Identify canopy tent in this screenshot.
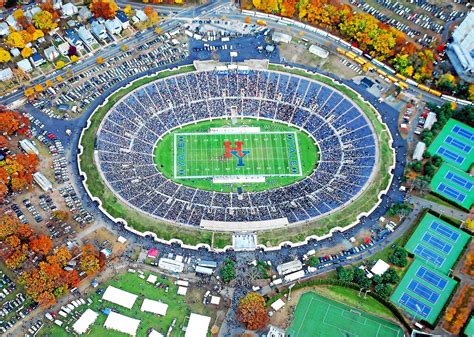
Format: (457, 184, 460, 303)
(140, 299, 168, 316)
(149, 329, 164, 337)
(102, 286, 137, 309)
(72, 309, 98, 334)
(103, 311, 140, 336)
(271, 298, 285, 311)
(184, 313, 211, 337)
(370, 259, 390, 276)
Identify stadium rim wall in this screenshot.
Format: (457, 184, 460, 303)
(78, 63, 395, 252)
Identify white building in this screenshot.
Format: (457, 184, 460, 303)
(19, 139, 39, 155)
(424, 112, 437, 130)
(412, 141, 426, 161)
(61, 3, 78, 17)
(44, 46, 59, 61)
(133, 10, 148, 23)
(91, 21, 107, 41)
(105, 17, 122, 35)
(272, 31, 292, 44)
(78, 7, 92, 21)
(17, 59, 33, 73)
(309, 44, 329, 58)
(448, 11, 474, 82)
(158, 258, 184, 273)
(33, 172, 53, 192)
(276, 260, 302, 275)
(184, 313, 211, 337)
(77, 26, 97, 47)
(57, 42, 70, 56)
(0, 68, 13, 81)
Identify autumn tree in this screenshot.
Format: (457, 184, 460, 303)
(21, 47, 33, 58)
(0, 48, 12, 63)
(6, 31, 26, 48)
(33, 10, 57, 31)
(0, 214, 20, 239)
(236, 292, 269, 330)
(30, 234, 53, 255)
(80, 244, 100, 275)
(90, 0, 118, 20)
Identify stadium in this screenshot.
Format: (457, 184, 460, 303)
(79, 62, 394, 248)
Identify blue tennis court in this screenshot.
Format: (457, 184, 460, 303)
(407, 280, 440, 304)
(399, 293, 431, 317)
(437, 183, 466, 202)
(452, 125, 474, 141)
(445, 171, 473, 190)
(445, 136, 471, 153)
(422, 233, 452, 254)
(430, 221, 460, 242)
(414, 245, 444, 267)
(436, 147, 464, 164)
(416, 266, 448, 290)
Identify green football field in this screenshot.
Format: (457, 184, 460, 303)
(154, 118, 318, 192)
(287, 293, 404, 337)
(174, 131, 302, 179)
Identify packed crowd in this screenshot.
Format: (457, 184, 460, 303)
(95, 70, 377, 226)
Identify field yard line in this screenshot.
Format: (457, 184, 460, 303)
(376, 324, 381, 337)
(294, 131, 303, 176)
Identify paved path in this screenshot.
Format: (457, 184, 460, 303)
(409, 195, 468, 222)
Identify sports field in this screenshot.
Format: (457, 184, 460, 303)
(174, 131, 301, 178)
(287, 293, 404, 337)
(154, 118, 318, 192)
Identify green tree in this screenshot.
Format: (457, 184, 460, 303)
(431, 155, 443, 167)
(389, 247, 408, 267)
(220, 258, 236, 283)
(374, 283, 392, 298)
(382, 268, 400, 284)
(336, 266, 354, 282)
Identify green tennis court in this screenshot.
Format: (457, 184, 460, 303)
(287, 292, 404, 337)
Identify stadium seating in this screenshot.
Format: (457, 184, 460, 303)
(96, 70, 377, 226)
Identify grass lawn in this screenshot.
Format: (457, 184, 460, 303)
(38, 271, 217, 337)
(287, 291, 403, 337)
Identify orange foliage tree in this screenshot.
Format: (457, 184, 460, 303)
(236, 292, 269, 330)
(90, 0, 118, 20)
(29, 234, 53, 255)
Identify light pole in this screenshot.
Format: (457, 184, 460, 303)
(288, 283, 295, 301)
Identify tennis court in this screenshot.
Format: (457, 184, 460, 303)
(430, 163, 474, 210)
(405, 213, 470, 273)
(287, 292, 404, 337)
(390, 259, 457, 325)
(428, 119, 473, 171)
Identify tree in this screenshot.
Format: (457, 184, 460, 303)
(30, 234, 53, 255)
(389, 247, 408, 267)
(34, 84, 43, 93)
(336, 266, 354, 282)
(121, 44, 128, 51)
(382, 268, 399, 284)
(24, 87, 35, 98)
(123, 4, 132, 15)
(244, 16, 251, 24)
(236, 292, 269, 330)
(220, 258, 236, 283)
(96, 56, 104, 64)
(70, 55, 79, 63)
(374, 283, 392, 298)
(0, 48, 12, 63)
(436, 73, 456, 92)
(6, 31, 26, 48)
(33, 10, 57, 31)
(56, 75, 63, 82)
(21, 47, 33, 58)
(80, 244, 100, 275)
(51, 210, 69, 222)
(55, 60, 65, 69)
(469, 84, 474, 102)
(45, 79, 53, 87)
(90, 0, 118, 20)
(0, 213, 21, 240)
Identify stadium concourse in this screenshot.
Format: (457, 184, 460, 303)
(94, 68, 379, 228)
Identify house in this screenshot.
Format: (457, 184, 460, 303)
(6, 15, 20, 30)
(65, 29, 83, 48)
(29, 53, 45, 67)
(116, 11, 130, 30)
(0, 68, 13, 81)
(17, 59, 33, 73)
(10, 48, 20, 57)
(53, 0, 63, 10)
(61, 3, 78, 17)
(90, 20, 107, 41)
(0, 22, 9, 36)
(133, 10, 148, 23)
(44, 46, 59, 61)
(77, 26, 97, 47)
(24, 7, 41, 19)
(78, 6, 92, 21)
(105, 17, 122, 35)
(57, 42, 70, 56)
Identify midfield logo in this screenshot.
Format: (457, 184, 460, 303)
(223, 141, 250, 167)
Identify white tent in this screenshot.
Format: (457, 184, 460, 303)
(210, 296, 220, 305)
(140, 299, 168, 316)
(102, 286, 137, 309)
(72, 309, 98, 334)
(271, 298, 285, 311)
(147, 274, 157, 284)
(370, 259, 390, 276)
(149, 329, 164, 337)
(184, 313, 211, 337)
(117, 236, 127, 243)
(412, 141, 426, 161)
(104, 312, 140, 336)
(177, 286, 188, 296)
